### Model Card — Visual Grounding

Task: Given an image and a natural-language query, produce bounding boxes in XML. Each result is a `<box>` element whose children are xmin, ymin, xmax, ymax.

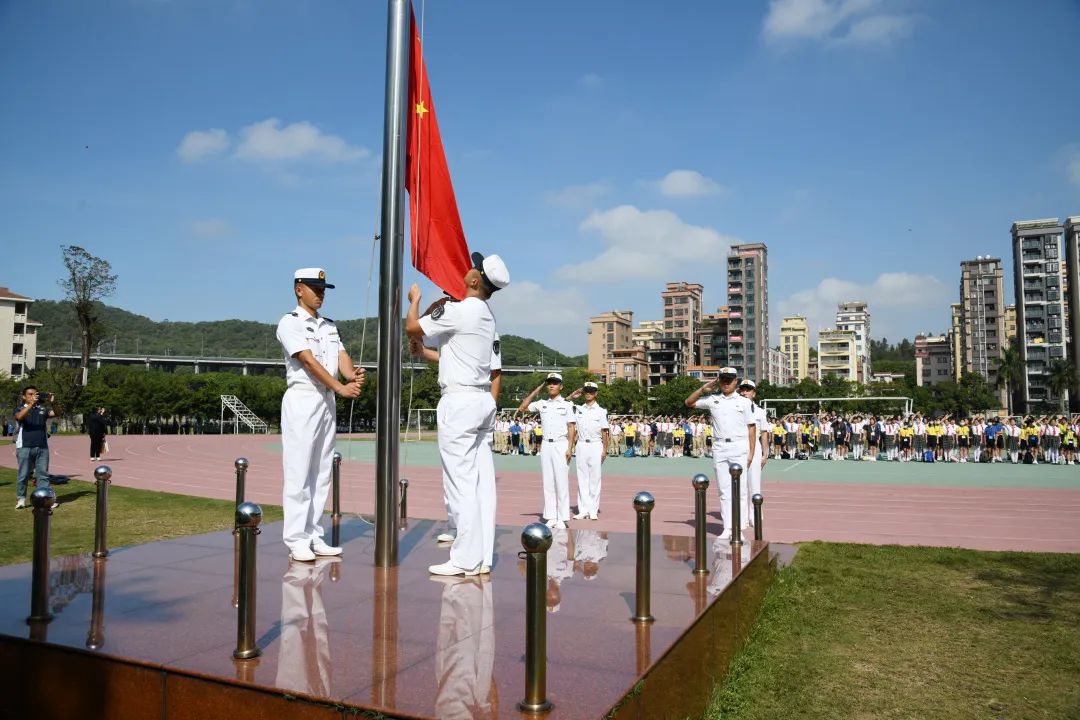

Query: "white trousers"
<box><xmin>437</xmin><ymin>392</ymin><xmax>497</xmax><ymax>571</ymax></box>
<box><xmin>746</xmin><ymin>446</ymin><xmax>763</xmax><ymax>507</ymax></box>
<box><xmin>276</xmin><ymin>560</ymin><xmax>332</xmax><ymax>696</ymax></box>
<box><xmin>281</xmin><ymin>386</ymin><xmax>336</xmax><ymax>552</ymax></box>
<box><xmin>713</xmin><ymin>445</ymin><xmax>750</xmax><ymax>537</ymax></box>
<box><xmin>574</xmin><ymin>441</ymin><xmax>604</xmax><ymax>516</ymax></box>
<box><xmin>541</xmin><ymin>438</ymin><xmax>571</xmax><ymax>522</ymax></box>
<box><xmin>435</xmin><ymin>578</ymin><xmax>494</xmax><ymax>720</ymax></box>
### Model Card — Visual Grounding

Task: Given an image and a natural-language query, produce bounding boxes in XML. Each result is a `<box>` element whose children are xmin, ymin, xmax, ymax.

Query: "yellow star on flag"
<box><xmin>415</xmin><ymin>100</ymin><xmax>428</xmax><ymax>118</ymax></box>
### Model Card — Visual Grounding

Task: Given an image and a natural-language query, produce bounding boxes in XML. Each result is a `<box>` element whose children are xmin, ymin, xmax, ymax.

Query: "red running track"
<box><xmin>5</xmin><ymin>434</ymin><xmax>1079</xmax><ymax>553</ymax></box>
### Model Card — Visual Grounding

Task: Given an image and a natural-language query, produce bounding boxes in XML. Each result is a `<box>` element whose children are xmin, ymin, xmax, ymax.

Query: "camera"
<box><xmin>34</xmin><ymin>391</ymin><xmax>51</xmax><ymax>404</ymax></box>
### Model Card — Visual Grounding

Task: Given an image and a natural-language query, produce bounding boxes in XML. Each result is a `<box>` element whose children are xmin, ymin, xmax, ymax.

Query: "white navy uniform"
<box><xmin>573</xmin><ymin>529</ymin><xmax>608</xmax><ymax>580</ymax></box>
<box><xmin>421</xmin><ymin>297</ymin><xmax>501</xmax><ymax>572</ymax></box>
<box><xmin>694</xmin><ymin>391</ymin><xmax>756</xmax><ymax>536</ymax></box>
<box><xmin>434</xmin><ymin>577</ymin><xmax>495</xmax><ymax>720</ymax></box>
<box><xmin>746</xmin><ymin>402</ymin><xmax>769</xmax><ymax>513</ymax></box>
<box><xmin>277</xmin><ymin>306</ymin><xmax>342</xmax><ymax>555</ymax></box>
<box><xmin>573</xmin><ymin>401</ymin><xmax>609</xmax><ymax>518</ymax></box>
<box><xmin>528</xmin><ymin>396</ymin><xmax>576</xmax><ymax>523</ymax></box>
<box><xmin>276</xmin><ymin>560</ymin><xmax>333</xmax><ymax>696</ymax></box>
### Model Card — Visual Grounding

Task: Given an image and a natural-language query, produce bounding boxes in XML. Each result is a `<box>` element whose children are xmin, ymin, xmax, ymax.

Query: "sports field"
<box><xmin>4</xmin><ymin>434</ymin><xmax>1079</xmax><ymax>552</ymax></box>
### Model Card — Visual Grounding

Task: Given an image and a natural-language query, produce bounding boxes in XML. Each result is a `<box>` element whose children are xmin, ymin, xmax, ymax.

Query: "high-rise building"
<box><xmin>808</xmin><ymin>356</ymin><xmax>819</xmax><ymax>381</ymax></box>
<box><xmin>0</xmin><ymin>288</ymin><xmax>40</xmax><ymax>380</ymax></box>
<box><xmin>817</xmin><ymin>329</ymin><xmax>857</xmax><ymax>381</ymax></box>
<box><xmin>726</xmin><ymin>243</ymin><xmax>769</xmax><ymax>382</ymax></box>
<box><xmin>950</xmin><ymin>303</ymin><xmax>963</xmax><ymax>380</ymax></box>
<box><xmin>959</xmin><ymin>257</ymin><xmax>1006</xmax><ymax>404</ymax></box>
<box><xmin>1064</xmin><ymin>217</ymin><xmax>1080</xmax><ymax>408</ymax></box>
<box><xmin>661</xmin><ymin>282</ymin><xmax>704</xmax><ymax>363</ymax></box>
<box><xmin>633</xmin><ymin>320</ymin><xmax>664</xmax><ymax>348</ymax></box>
<box><xmin>779</xmin><ymin>315</ymin><xmax>809</xmax><ymax>380</ymax></box>
<box><xmin>1012</xmin><ymin>218</ymin><xmax>1067</xmax><ymax>411</ymax></box>
<box><xmin>1004</xmin><ymin>304</ymin><xmax>1017</xmax><ymax>348</ymax></box>
<box><xmin>647</xmin><ymin>336</ymin><xmax>689</xmax><ymax>388</ymax></box>
<box><xmin>587</xmin><ymin>310</ymin><xmax>634</xmax><ymax>377</ymax></box>
<box><xmin>697</xmin><ymin>308</ymin><xmax>729</xmax><ymax>368</ymax></box>
<box><xmin>835</xmin><ymin>302</ymin><xmax>870</xmax><ymax>381</ymax></box>
<box><xmin>915</xmin><ymin>334</ymin><xmax>954</xmax><ymax>387</ymax></box>
<box><xmin>604</xmin><ymin>346</ymin><xmax>648</xmax><ymax>386</ymax></box>
<box><xmin>766</xmin><ymin>347</ymin><xmax>793</xmax><ymax>386</ymax></box>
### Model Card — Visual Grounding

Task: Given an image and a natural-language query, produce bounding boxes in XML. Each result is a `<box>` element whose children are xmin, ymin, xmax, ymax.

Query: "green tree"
<box><xmin>650</xmin><ymin>376</ymin><xmax>702</xmax><ymax>416</ymax></box>
<box><xmin>1048</xmin><ymin>360</ymin><xmax>1076</xmax><ymax>414</ymax></box>
<box><xmin>597</xmin><ymin>379</ymin><xmax>646</xmax><ymax>414</ymax></box>
<box><xmin>59</xmin><ymin>246</ymin><xmax>118</xmax><ymax>386</ymax></box>
<box><xmin>993</xmin><ymin>346</ymin><xmax>1024</xmax><ymax>415</ymax></box>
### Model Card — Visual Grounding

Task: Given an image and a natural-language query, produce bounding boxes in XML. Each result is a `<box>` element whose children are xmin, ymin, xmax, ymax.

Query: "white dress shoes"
<box><xmin>436</xmin><ymin>533</ymin><xmax>456</xmax><ymax>543</ymax></box>
<box><xmin>289</xmin><ymin>546</ymin><xmax>317</xmax><ymax>562</ymax></box>
<box><xmin>428</xmin><ymin>561</ymin><xmax>472</xmax><ymax>576</ymax></box>
<box><xmin>312</xmin><ymin>540</ymin><xmax>343</xmax><ymax>557</ymax></box>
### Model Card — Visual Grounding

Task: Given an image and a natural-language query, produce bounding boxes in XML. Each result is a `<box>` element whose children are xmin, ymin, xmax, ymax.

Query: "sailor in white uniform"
<box><xmin>406</xmin><ymin>252</ymin><xmax>510</xmax><ymax>576</ymax></box>
<box><xmin>573</xmin><ymin>528</ymin><xmax>608</xmax><ymax>581</ymax></box>
<box><xmin>567</xmin><ymin>381</ymin><xmax>610</xmax><ymax>520</ymax></box>
<box><xmin>276</xmin><ymin>268</ymin><xmax>364</xmax><ymax>562</ymax></box>
<box><xmin>519</xmin><ymin>372</ymin><xmax>577</xmax><ymax>529</ymax></box>
<box><xmin>684</xmin><ymin>367</ymin><xmax>756</xmax><ymax>541</ymax></box>
<box><xmin>736</xmin><ymin>379</ymin><xmax>769</xmax><ymax>521</ymax></box>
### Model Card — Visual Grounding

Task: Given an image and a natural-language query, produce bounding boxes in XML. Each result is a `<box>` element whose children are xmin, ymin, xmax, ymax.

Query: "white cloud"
<box><xmin>1064</xmin><ymin>143</ymin><xmax>1080</xmax><ymax>189</ymax></box>
<box><xmin>544</xmin><ymin>181</ymin><xmax>612</xmax><ymax>210</ymax></box>
<box><xmin>190</xmin><ymin>218</ymin><xmax>233</xmax><ymax>238</ymax></box>
<box><xmin>234</xmin><ymin>118</ymin><xmax>368</xmax><ymax>162</ymax></box>
<box><xmin>656</xmin><ymin>170</ymin><xmax>724</xmax><ymax>197</ymax></box>
<box><xmin>556</xmin><ymin>205</ymin><xmax>741</xmax><ymax>283</ymax></box>
<box><xmin>177</xmin><ymin>129</ymin><xmax>230</xmax><ymax>162</ymax></box>
<box><xmin>762</xmin><ymin>0</ymin><xmax>918</xmax><ymax>46</ymax></box>
<box><xmin>578</xmin><ymin>73</ymin><xmax>604</xmax><ymax>89</ymax></box>
<box><xmin>776</xmin><ymin>272</ymin><xmax>951</xmax><ymax>344</ymax></box>
<box><xmin>494</xmin><ymin>280</ymin><xmax>590</xmax><ymax>351</ymax></box>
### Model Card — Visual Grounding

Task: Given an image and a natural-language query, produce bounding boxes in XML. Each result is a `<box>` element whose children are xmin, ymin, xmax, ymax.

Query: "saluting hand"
<box><xmin>568</xmin><ymin>388</ymin><xmax>583</xmax><ymax>400</ymax></box>
<box><xmin>407</xmin><ymin>284</ymin><xmax>422</xmax><ymax>304</ymax></box>
<box><xmin>701</xmin><ymin>378</ymin><xmax>718</xmax><ymax>391</ymax></box>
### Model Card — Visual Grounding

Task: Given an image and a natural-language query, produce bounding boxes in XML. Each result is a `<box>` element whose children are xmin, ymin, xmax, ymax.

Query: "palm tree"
<box><xmin>993</xmin><ymin>346</ymin><xmax>1024</xmax><ymax>415</ymax></box>
<box><xmin>1048</xmin><ymin>359</ymin><xmax>1076</xmax><ymax>413</ymax></box>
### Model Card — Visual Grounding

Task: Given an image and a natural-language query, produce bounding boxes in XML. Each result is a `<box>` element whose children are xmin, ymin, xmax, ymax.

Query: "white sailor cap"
<box><xmin>294</xmin><ymin>268</ymin><xmax>335</xmax><ymax>289</ymax></box>
<box><xmin>471</xmin><ymin>252</ymin><xmax>510</xmax><ymax>292</ymax></box>
<box><xmin>718</xmin><ymin>367</ymin><xmax>738</xmax><ymax>378</ymax></box>
<box><xmin>738</xmin><ymin>378</ymin><xmax>757</xmax><ymax>389</ymax></box>
<box><xmin>583</xmin><ymin>381</ymin><xmax>599</xmax><ymax>391</ymax></box>
<box><xmin>546</xmin><ymin>372</ymin><xmax>563</xmax><ymax>383</ymax></box>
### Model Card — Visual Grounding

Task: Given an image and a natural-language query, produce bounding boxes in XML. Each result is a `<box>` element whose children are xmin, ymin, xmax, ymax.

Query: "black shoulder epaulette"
<box><xmin>289</xmin><ymin>312</ymin><xmax>298</xmax><ymax>317</ymax></box>
<box><xmin>324</xmin><ymin>317</ymin><xmax>334</xmax><ymax>323</ymax></box>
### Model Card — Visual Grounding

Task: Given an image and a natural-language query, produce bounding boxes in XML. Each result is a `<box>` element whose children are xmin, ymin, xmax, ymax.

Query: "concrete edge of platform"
<box><xmin>603</xmin><ymin>542</ymin><xmax>778</xmax><ymax>720</ymax></box>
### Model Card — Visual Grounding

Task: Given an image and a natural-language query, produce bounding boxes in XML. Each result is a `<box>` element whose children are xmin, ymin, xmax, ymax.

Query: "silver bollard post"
<box><xmin>87</xmin><ymin>557</ymin><xmax>107</xmax><ymax>650</ymax></box>
<box><xmin>331</xmin><ymin>451</ymin><xmax>342</xmax><ymax>520</ymax></box>
<box><xmin>233</xmin><ymin>502</ymin><xmax>262</xmax><ymax>660</ymax></box>
<box><xmin>518</xmin><ymin>523</ymin><xmax>553</xmax><ymax>714</ymax></box>
<box><xmin>729</xmin><ymin>464</ymin><xmax>744</xmax><ymax>548</ymax></box>
<box><xmin>92</xmin><ymin>465</ymin><xmax>112</xmax><ymax>558</ymax></box>
<box><xmin>692</xmin><ymin>474</ymin><xmax>709</xmax><ymax>575</ymax></box>
<box><xmin>632</xmin><ymin>491</ymin><xmax>655</xmax><ymax>623</ymax></box>
<box><xmin>399</xmin><ymin>477</ymin><xmax>408</xmax><ymax>520</ymax></box>
<box><xmin>233</xmin><ymin>457</ymin><xmax>249</xmax><ymax>516</ymax></box>
<box><xmin>27</xmin><ymin>487</ymin><xmax>56</xmax><ymax>624</ymax></box>
<box><xmin>752</xmin><ymin>494</ymin><xmax>764</xmax><ymax>542</ymax></box>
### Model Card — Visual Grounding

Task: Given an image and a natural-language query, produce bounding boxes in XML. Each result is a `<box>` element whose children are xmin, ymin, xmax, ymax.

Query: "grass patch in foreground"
<box><xmin>707</xmin><ymin>542</ymin><xmax>1080</xmax><ymax>720</ymax></box>
<box><xmin>0</xmin><ymin>467</ymin><xmax>282</xmax><ymax>566</ymax></box>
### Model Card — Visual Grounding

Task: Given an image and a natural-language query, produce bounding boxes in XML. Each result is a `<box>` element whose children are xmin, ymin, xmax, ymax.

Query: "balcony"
<box><xmin>728</xmin><ymin>285</ymin><xmax>742</xmax><ymax>295</ymax></box>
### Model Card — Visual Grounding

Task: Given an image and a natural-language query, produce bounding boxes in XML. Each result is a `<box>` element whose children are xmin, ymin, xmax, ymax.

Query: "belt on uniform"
<box><xmin>545</xmin><ymin>438</ymin><xmax>567</xmax><ymax>443</ymax></box>
<box><xmin>287</xmin><ymin>382</ymin><xmax>331</xmax><ymax>393</ymax></box>
<box><xmin>442</xmin><ymin>384</ymin><xmax>491</xmax><ymax>395</ymax></box>
<box><xmin>577</xmin><ymin>439</ymin><xmax>599</xmax><ymax>443</ymax></box>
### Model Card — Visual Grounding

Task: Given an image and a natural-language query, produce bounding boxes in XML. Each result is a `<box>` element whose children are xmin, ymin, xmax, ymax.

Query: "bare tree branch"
<box><xmin>59</xmin><ymin>245</ymin><xmax>118</xmax><ymax>386</ymax></box>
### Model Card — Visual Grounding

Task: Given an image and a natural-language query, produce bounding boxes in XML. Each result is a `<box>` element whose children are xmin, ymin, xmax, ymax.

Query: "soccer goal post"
<box><xmin>404</xmin><ymin>408</ymin><xmax>438</xmax><ymax>442</ymax></box>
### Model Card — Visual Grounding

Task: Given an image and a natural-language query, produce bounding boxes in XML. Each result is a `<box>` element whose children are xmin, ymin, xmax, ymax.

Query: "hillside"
<box><xmin>30</xmin><ymin>300</ymin><xmax>587</xmax><ymax>367</ymax></box>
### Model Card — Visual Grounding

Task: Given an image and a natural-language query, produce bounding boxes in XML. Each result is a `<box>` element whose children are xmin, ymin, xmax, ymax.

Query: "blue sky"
<box><xmin>2</xmin><ymin>0</ymin><xmax>1079</xmax><ymax>355</ymax></box>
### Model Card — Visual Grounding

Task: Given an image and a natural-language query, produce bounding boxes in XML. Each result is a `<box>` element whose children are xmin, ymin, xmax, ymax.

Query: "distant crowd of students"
<box><xmin>492</xmin><ymin>413</ymin><xmax>1080</xmax><ymax>465</ymax></box>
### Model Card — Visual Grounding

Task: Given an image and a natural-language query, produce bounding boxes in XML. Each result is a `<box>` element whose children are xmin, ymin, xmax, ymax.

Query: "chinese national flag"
<box><xmin>406</xmin><ymin>10</ymin><xmax>470</xmax><ymax>300</ymax></box>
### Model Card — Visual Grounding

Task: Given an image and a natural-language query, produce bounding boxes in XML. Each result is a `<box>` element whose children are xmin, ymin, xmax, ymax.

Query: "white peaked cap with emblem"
<box><xmin>471</xmin><ymin>252</ymin><xmax>510</xmax><ymax>291</ymax></box>
<box><xmin>718</xmin><ymin>366</ymin><xmax>738</xmax><ymax>376</ymax></box>
<box><xmin>546</xmin><ymin>372</ymin><xmax>563</xmax><ymax>382</ymax></box>
<box><xmin>293</xmin><ymin>268</ymin><xmax>335</xmax><ymax>289</ymax></box>
<box><xmin>739</xmin><ymin>378</ymin><xmax>757</xmax><ymax>389</ymax></box>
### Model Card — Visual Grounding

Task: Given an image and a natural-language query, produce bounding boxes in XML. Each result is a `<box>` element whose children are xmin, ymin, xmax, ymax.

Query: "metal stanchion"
<box><xmin>92</xmin><ymin>465</ymin><xmax>112</xmax><ymax>558</ymax></box>
<box><xmin>233</xmin><ymin>457</ymin><xmax>249</xmax><ymax>513</ymax></box>
<box><xmin>691</xmin><ymin>474</ymin><xmax>709</xmax><ymax>575</ymax></box>
<box><xmin>331</xmin><ymin>451</ymin><xmax>342</xmax><ymax>520</ymax></box>
<box><xmin>752</xmin><ymin>494</ymin><xmax>764</xmax><ymax>542</ymax></box>
<box><xmin>87</xmin><ymin>557</ymin><xmax>107</xmax><ymax>650</ymax></box>
<box><xmin>729</xmin><ymin>465</ymin><xmax>744</xmax><ymax>548</ymax></box>
<box><xmin>632</xmin><ymin>491</ymin><xmax>655</xmax><ymax>623</ymax></box>
<box><xmin>519</xmin><ymin>523</ymin><xmax>553</xmax><ymax>714</ymax></box>
<box><xmin>399</xmin><ymin>477</ymin><xmax>408</xmax><ymax>520</ymax></box>
<box><xmin>233</xmin><ymin>502</ymin><xmax>262</xmax><ymax>660</ymax></box>
<box><xmin>27</xmin><ymin>487</ymin><xmax>56</xmax><ymax>624</ymax></box>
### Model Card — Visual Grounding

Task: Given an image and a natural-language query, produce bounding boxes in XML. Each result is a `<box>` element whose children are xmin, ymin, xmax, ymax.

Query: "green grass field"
<box><xmin>0</xmin><ymin>467</ymin><xmax>283</xmax><ymax>566</ymax></box>
<box><xmin>706</xmin><ymin>543</ymin><xmax>1080</xmax><ymax>720</ymax></box>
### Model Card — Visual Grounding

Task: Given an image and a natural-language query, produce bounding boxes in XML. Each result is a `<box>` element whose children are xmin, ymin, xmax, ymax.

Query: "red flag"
<box><xmin>406</xmin><ymin>10</ymin><xmax>470</xmax><ymax>300</ymax></box>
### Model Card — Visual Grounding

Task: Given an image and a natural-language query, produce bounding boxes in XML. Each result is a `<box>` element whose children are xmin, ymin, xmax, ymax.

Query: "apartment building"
<box><xmin>958</xmin><ymin>257</ymin><xmax>1006</xmax><ymax>389</ymax></box>
<box><xmin>697</xmin><ymin>309</ymin><xmax>729</xmax><ymax>368</ymax></box>
<box><xmin>817</xmin><ymin>328</ymin><xmax>857</xmax><ymax>381</ymax></box>
<box><xmin>632</xmin><ymin>320</ymin><xmax>664</xmax><ymax>348</ymax></box>
<box><xmin>1012</xmin><ymin>219</ymin><xmax>1067</xmax><ymax>411</ymax></box>
<box><xmin>647</xmin><ymin>336</ymin><xmax>689</xmax><ymax>388</ymax></box>
<box><xmin>587</xmin><ymin>310</ymin><xmax>634</xmax><ymax>376</ymax></box>
<box><xmin>779</xmin><ymin>315</ymin><xmax>809</xmax><ymax>380</ymax></box>
<box><xmin>1004</xmin><ymin>304</ymin><xmax>1017</xmax><ymax>347</ymax></box>
<box><xmin>835</xmin><ymin>301</ymin><xmax>870</xmax><ymax>381</ymax></box>
<box><xmin>0</xmin><ymin>287</ymin><xmax>40</xmax><ymax>380</ymax></box>
<box><xmin>726</xmin><ymin>243</ymin><xmax>769</xmax><ymax>382</ymax></box>
<box><xmin>604</xmin><ymin>346</ymin><xmax>649</xmax><ymax>385</ymax></box>
<box><xmin>915</xmin><ymin>333</ymin><xmax>954</xmax><ymax>387</ymax></box>
<box><xmin>1064</xmin><ymin>217</ymin><xmax>1080</xmax><ymax>408</ymax></box>
<box><xmin>661</xmin><ymin>282</ymin><xmax>703</xmax><ymax>363</ymax></box>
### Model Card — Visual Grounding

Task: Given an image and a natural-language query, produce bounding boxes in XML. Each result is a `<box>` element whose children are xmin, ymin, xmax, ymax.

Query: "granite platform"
<box><xmin>0</xmin><ymin>517</ymin><xmax>779</xmax><ymax>720</ymax></box>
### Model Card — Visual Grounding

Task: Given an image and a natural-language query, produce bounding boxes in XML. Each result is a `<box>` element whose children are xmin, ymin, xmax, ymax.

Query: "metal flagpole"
<box><xmin>374</xmin><ymin>0</ymin><xmax>410</xmax><ymax>567</ymax></box>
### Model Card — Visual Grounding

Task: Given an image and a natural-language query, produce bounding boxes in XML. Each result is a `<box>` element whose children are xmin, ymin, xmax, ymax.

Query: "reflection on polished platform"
<box><xmin>0</xmin><ymin>518</ymin><xmax>778</xmax><ymax>720</ymax></box>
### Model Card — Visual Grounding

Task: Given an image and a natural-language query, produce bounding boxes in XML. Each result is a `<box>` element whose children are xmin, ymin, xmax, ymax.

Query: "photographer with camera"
<box><xmin>14</xmin><ymin>386</ymin><xmax>59</xmax><ymax>510</ymax></box>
